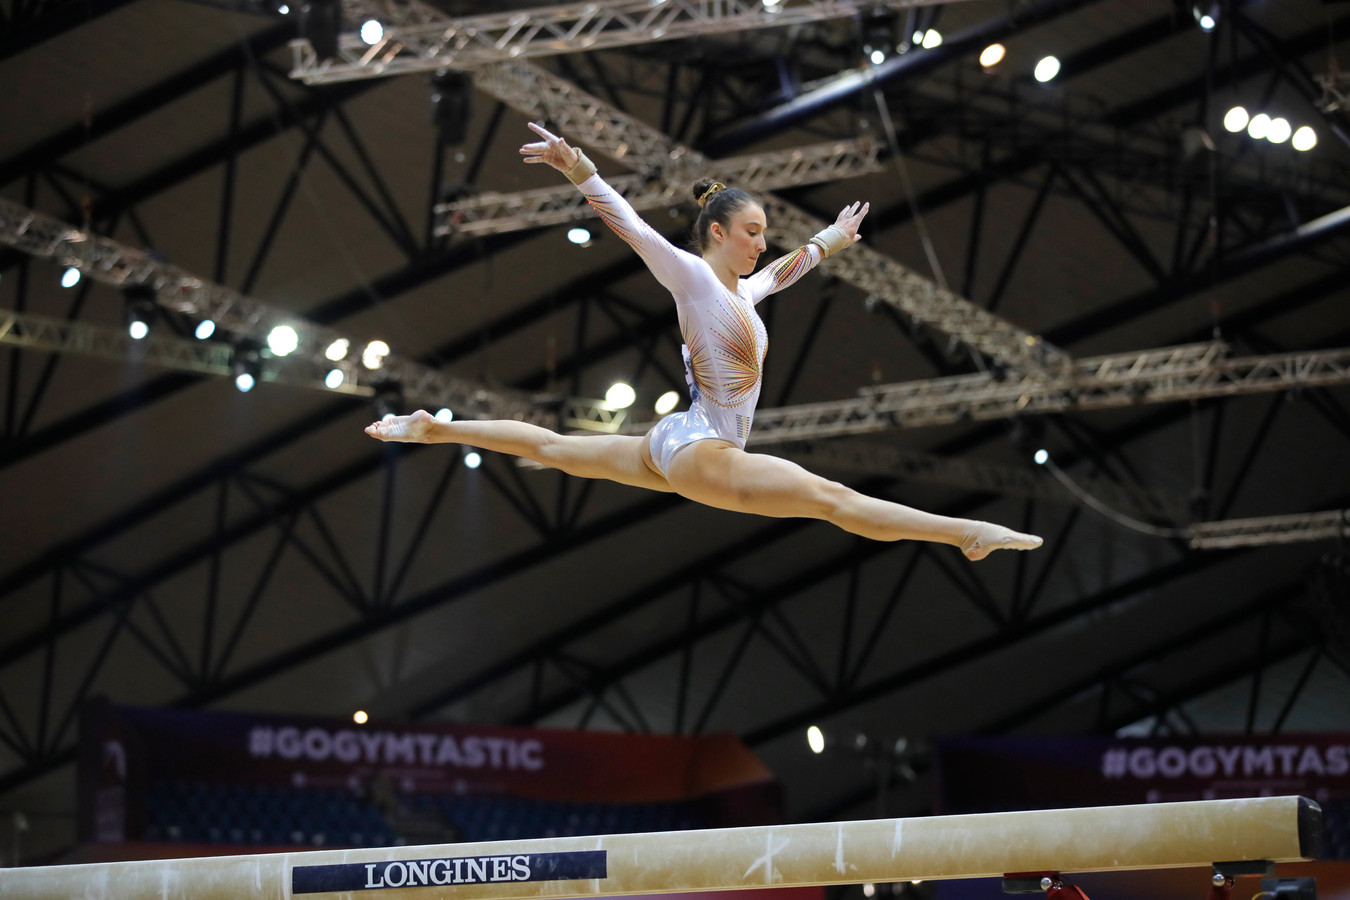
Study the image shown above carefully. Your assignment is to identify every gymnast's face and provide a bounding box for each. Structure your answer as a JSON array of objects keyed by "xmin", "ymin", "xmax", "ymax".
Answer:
[{"xmin": 710, "ymin": 203, "xmax": 768, "ymax": 277}]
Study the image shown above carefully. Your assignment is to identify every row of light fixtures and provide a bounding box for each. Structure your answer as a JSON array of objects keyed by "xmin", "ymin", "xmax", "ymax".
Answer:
[{"xmin": 1222, "ymin": 106, "xmax": 1318, "ymax": 151}]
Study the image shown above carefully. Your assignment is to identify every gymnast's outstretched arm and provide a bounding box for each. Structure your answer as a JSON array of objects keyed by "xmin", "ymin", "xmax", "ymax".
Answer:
[{"xmin": 520, "ymin": 122, "xmax": 706, "ymax": 301}]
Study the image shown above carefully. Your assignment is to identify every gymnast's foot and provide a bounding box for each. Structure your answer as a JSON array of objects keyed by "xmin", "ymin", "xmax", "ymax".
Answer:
[
  {"xmin": 365, "ymin": 409, "xmax": 437, "ymax": 443},
  {"xmin": 959, "ymin": 522, "xmax": 1043, "ymax": 561}
]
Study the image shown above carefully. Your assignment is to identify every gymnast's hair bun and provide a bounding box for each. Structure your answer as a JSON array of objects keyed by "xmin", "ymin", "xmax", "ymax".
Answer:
[{"xmin": 691, "ymin": 178, "xmax": 718, "ymax": 204}]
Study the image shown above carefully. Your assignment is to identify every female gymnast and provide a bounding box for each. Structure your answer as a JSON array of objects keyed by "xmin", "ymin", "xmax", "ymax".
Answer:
[{"xmin": 366, "ymin": 123, "xmax": 1042, "ymax": 561}]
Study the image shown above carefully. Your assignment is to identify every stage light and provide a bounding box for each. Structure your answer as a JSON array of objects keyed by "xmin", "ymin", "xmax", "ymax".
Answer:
[
  {"xmin": 1198, "ymin": 13, "xmax": 1215, "ymax": 31},
  {"xmin": 123, "ymin": 285, "xmax": 156, "ymax": 340},
  {"xmin": 299, "ymin": 0, "xmax": 340, "ymax": 61},
  {"xmin": 430, "ymin": 70, "xmax": 473, "ymax": 147},
  {"xmin": 266, "ymin": 324, "xmax": 299, "ymax": 357},
  {"xmin": 1223, "ymin": 106, "xmax": 1249, "ymax": 132},
  {"xmin": 325, "ymin": 337, "xmax": 349, "ymax": 361},
  {"xmin": 762, "ymin": 0, "xmax": 781, "ymax": 7},
  {"xmin": 870, "ymin": 49, "xmax": 885, "ymax": 65},
  {"xmin": 232, "ymin": 343, "xmax": 262, "ymax": 393},
  {"xmin": 861, "ymin": 7, "xmax": 896, "ymax": 62},
  {"xmin": 1292, "ymin": 125, "xmax": 1317, "ymax": 151},
  {"xmin": 605, "ymin": 381, "xmax": 636, "ymax": 410},
  {"xmin": 921, "ymin": 28, "xmax": 942, "ymax": 49},
  {"xmin": 1247, "ymin": 112, "xmax": 1271, "ymax": 140},
  {"xmin": 435, "ymin": 408, "xmax": 454, "ymax": 422},
  {"xmin": 278, "ymin": 3, "xmax": 289, "ymax": 12},
  {"xmin": 567, "ymin": 226, "xmax": 593, "ymax": 246},
  {"xmin": 807, "ymin": 725, "xmax": 826, "ymax": 754},
  {"xmin": 353, "ymin": 710, "xmax": 368, "ymax": 725},
  {"xmin": 1034, "ymin": 448, "xmax": 1049, "ymax": 465},
  {"xmin": 195, "ymin": 319, "xmax": 216, "ymax": 340},
  {"xmin": 1034, "ymin": 56, "xmax": 1060, "ymax": 83},
  {"xmin": 359, "ymin": 19, "xmax": 383, "ymax": 44},
  {"xmin": 1266, "ymin": 116, "xmax": 1291, "ymax": 144},
  {"xmin": 863, "ymin": 886, "xmax": 876, "ymax": 898},
  {"xmin": 362, "ymin": 339, "xmax": 390, "ymax": 370},
  {"xmin": 655, "ymin": 390, "xmax": 679, "ymax": 415},
  {"xmin": 979, "ymin": 43, "xmax": 1006, "ymax": 67},
  {"xmin": 464, "ymin": 450, "xmax": 482, "ymax": 469},
  {"xmin": 60, "ymin": 266, "xmax": 81, "ymax": 288},
  {"xmin": 325, "ymin": 368, "xmax": 345, "ymax": 389}
]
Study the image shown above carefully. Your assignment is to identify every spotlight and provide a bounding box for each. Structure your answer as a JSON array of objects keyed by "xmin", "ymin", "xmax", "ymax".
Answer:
[
  {"xmin": 359, "ymin": 18, "xmax": 383, "ymax": 44},
  {"xmin": 463, "ymin": 450, "xmax": 483, "ymax": 469},
  {"xmin": 278, "ymin": 3, "xmax": 289, "ymax": 12},
  {"xmin": 362, "ymin": 339, "xmax": 390, "ymax": 370},
  {"xmin": 655, "ymin": 390, "xmax": 679, "ymax": 415},
  {"xmin": 1198, "ymin": 14, "xmax": 1215, "ymax": 32},
  {"xmin": 232, "ymin": 342, "xmax": 262, "ymax": 393},
  {"xmin": 430, "ymin": 70, "xmax": 473, "ymax": 147},
  {"xmin": 861, "ymin": 7, "xmax": 897, "ymax": 63},
  {"xmin": 325, "ymin": 338, "xmax": 350, "ymax": 361},
  {"xmin": 863, "ymin": 886, "xmax": 876, "ymax": 898},
  {"xmin": 123, "ymin": 285, "xmax": 156, "ymax": 340},
  {"xmin": 762, "ymin": 0, "xmax": 781, "ymax": 7},
  {"xmin": 353, "ymin": 710, "xmax": 368, "ymax": 725},
  {"xmin": 435, "ymin": 408, "xmax": 454, "ymax": 423},
  {"xmin": 1266, "ymin": 116, "xmax": 1291, "ymax": 144},
  {"xmin": 1223, "ymin": 105, "xmax": 1249, "ymax": 133},
  {"xmin": 567, "ymin": 226, "xmax": 594, "ymax": 247},
  {"xmin": 806, "ymin": 725, "xmax": 826, "ymax": 754},
  {"xmin": 1292, "ymin": 125, "xmax": 1318, "ymax": 152},
  {"xmin": 979, "ymin": 43, "xmax": 1006, "ymax": 68},
  {"xmin": 605, "ymin": 382, "xmax": 636, "ymax": 410},
  {"xmin": 1193, "ymin": 4, "xmax": 1218, "ymax": 32},
  {"xmin": 920, "ymin": 28, "xmax": 942, "ymax": 49},
  {"xmin": 1034, "ymin": 449, "xmax": 1049, "ymax": 465},
  {"xmin": 324, "ymin": 368, "xmax": 345, "ymax": 389},
  {"xmin": 195, "ymin": 319, "xmax": 217, "ymax": 340},
  {"xmin": 60, "ymin": 266, "xmax": 81, "ymax": 288},
  {"xmin": 266, "ymin": 324, "xmax": 299, "ymax": 357},
  {"xmin": 1034, "ymin": 56, "xmax": 1060, "ymax": 83},
  {"xmin": 1247, "ymin": 112, "xmax": 1271, "ymax": 140}
]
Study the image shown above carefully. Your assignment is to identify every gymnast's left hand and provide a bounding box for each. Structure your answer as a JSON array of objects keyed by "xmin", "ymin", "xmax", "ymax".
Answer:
[
  {"xmin": 519, "ymin": 122, "xmax": 581, "ymax": 174},
  {"xmin": 834, "ymin": 201, "xmax": 870, "ymax": 246}
]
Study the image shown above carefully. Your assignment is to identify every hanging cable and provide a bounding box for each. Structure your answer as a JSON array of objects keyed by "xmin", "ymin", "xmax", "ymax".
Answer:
[{"xmin": 1039, "ymin": 453, "xmax": 1192, "ymax": 539}]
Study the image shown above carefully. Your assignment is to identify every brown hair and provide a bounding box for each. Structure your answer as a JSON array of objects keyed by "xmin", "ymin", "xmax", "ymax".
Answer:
[{"xmin": 689, "ymin": 178, "xmax": 761, "ymax": 255}]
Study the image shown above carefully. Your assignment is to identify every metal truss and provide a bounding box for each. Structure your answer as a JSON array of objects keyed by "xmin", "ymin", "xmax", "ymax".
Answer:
[
  {"xmin": 435, "ymin": 138, "xmax": 882, "ymax": 236},
  {"xmin": 470, "ymin": 61, "xmax": 1069, "ymax": 374},
  {"xmin": 0, "ymin": 309, "xmax": 373, "ymax": 397},
  {"xmin": 747, "ymin": 342, "xmax": 1350, "ymax": 440},
  {"xmin": 291, "ymin": 0, "xmax": 959, "ymax": 85},
  {"xmin": 778, "ymin": 440, "xmax": 1190, "ymax": 520},
  {"xmin": 0, "ymin": 198, "xmax": 545, "ymax": 423},
  {"xmin": 576, "ymin": 342, "xmax": 1350, "ymax": 440},
  {"xmin": 1189, "ymin": 510, "xmax": 1350, "ymax": 550}
]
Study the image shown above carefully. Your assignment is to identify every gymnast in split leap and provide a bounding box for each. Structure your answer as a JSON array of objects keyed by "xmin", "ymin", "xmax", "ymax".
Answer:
[{"xmin": 366, "ymin": 123, "xmax": 1042, "ymax": 560}]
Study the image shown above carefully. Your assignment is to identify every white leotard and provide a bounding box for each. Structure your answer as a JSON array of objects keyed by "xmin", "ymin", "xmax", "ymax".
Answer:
[{"xmin": 577, "ymin": 173, "xmax": 823, "ymax": 475}]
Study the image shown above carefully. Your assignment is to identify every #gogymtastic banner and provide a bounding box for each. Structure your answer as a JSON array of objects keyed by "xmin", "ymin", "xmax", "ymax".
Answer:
[
  {"xmin": 78, "ymin": 700, "xmax": 777, "ymax": 843},
  {"xmin": 935, "ymin": 734, "xmax": 1350, "ymax": 813}
]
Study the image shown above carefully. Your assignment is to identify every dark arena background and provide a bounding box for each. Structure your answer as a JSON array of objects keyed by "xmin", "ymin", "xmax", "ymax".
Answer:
[{"xmin": 2, "ymin": 0, "xmax": 1350, "ymax": 897}]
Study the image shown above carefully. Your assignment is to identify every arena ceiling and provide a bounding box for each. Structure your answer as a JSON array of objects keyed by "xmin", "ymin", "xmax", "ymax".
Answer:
[{"xmin": 2, "ymin": 0, "xmax": 1350, "ymax": 862}]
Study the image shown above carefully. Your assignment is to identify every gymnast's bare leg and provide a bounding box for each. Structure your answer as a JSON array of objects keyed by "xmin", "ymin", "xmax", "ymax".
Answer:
[{"xmin": 365, "ymin": 411, "xmax": 1041, "ymax": 560}]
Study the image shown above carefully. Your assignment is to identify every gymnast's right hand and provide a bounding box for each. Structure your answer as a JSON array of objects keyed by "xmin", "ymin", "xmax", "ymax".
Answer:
[
  {"xmin": 365, "ymin": 409, "xmax": 436, "ymax": 443},
  {"xmin": 519, "ymin": 122, "xmax": 580, "ymax": 173}
]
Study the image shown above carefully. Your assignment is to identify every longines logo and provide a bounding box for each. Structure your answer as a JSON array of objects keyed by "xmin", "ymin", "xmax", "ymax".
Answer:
[{"xmin": 292, "ymin": 850, "xmax": 607, "ymax": 894}]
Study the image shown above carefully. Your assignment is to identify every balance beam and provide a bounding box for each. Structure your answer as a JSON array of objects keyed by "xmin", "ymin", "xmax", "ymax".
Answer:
[{"xmin": 0, "ymin": 796, "xmax": 1320, "ymax": 900}]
